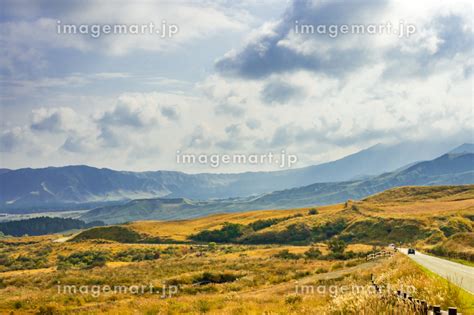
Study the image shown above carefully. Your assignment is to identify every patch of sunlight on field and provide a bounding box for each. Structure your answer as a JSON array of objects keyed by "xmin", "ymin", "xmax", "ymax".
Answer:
[
  {"xmin": 127, "ymin": 204, "xmax": 343, "ymax": 240},
  {"xmin": 366, "ymin": 199, "xmax": 474, "ymax": 218}
]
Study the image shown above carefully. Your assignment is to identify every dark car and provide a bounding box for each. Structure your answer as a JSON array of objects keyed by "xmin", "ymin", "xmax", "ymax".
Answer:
[{"xmin": 408, "ymin": 248, "xmax": 415, "ymax": 255}]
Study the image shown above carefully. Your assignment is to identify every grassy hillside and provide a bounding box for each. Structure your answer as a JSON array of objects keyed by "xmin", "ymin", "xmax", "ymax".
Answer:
[
  {"xmin": 363, "ymin": 185, "xmax": 474, "ymax": 203},
  {"xmin": 79, "ymin": 153, "xmax": 474, "ymax": 224},
  {"xmin": 73, "ymin": 185, "xmax": 474, "ymax": 247},
  {"xmin": 1, "ymin": 185, "xmax": 473, "ymax": 314},
  {"xmin": 427, "ymin": 232, "xmax": 474, "ymax": 262}
]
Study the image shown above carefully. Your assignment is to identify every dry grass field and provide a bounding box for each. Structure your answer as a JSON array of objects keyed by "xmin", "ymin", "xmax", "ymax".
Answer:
[{"xmin": 0, "ymin": 185, "xmax": 473, "ymax": 314}]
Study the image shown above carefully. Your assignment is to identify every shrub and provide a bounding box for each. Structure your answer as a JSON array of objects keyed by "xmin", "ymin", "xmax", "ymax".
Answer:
[
  {"xmin": 315, "ymin": 267, "xmax": 328, "ymax": 274},
  {"xmin": 248, "ymin": 214, "xmax": 303, "ymax": 231},
  {"xmin": 190, "ymin": 223, "xmax": 247, "ymax": 243},
  {"xmin": 195, "ymin": 300, "xmax": 211, "ymax": 313},
  {"xmin": 311, "ymin": 219, "xmax": 348, "ymax": 241},
  {"xmin": 192, "ymin": 272, "xmax": 239, "ymax": 285},
  {"xmin": 285, "ymin": 295, "xmax": 302, "ymax": 304},
  {"xmin": 114, "ymin": 248, "xmax": 160, "ymax": 262},
  {"xmin": 328, "ymin": 239, "xmax": 347, "ymax": 254},
  {"xmin": 308, "ymin": 208, "xmax": 318, "ymax": 215},
  {"xmin": 273, "ymin": 250, "xmax": 302, "ymax": 260},
  {"xmin": 57, "ymin": 250, "xmax": 109, "ymax": 270},
  {"xmin": 304, "ymin": 247, "xmax": 322, "ymax": 259}
]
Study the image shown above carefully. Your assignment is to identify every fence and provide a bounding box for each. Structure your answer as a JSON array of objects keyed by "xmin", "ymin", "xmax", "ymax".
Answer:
[
  {"xmin": 366, "ymin": 250, "xmax": 394, "ymax": 261},
  {"xmin": 366, "ymin": 252, "xmax": 460, "ymax": 314},
  {"xmin": 371, "ymin": 278, "xmax": 461, "ymax": 315}
]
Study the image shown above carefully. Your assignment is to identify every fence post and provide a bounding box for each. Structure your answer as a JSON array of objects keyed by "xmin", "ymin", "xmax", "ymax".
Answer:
[
  {"xmin": 448, "ymin": 307, "xmax": 457, "ymax": 315},
  {"xmin": 421, "ymin": 300, "xmax": 428, "ymax": 315},
  {"xmin": 433, "ymin": 305, "xmax": 441, "ymax": 315}
]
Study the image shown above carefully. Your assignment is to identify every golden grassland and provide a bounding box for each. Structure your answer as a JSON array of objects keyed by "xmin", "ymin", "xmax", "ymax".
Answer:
[
  {"xmin": 126, "ymin": 208, "xmax": 313, "ymax": 241},
  {"xmin": 0, "ymin": 185, "xmax": 473, "ymax": 314},
  {"xmin": 121, "ymin": 186, "xmax": 474, "ymax": 244},
  {"xmin": 1, "ymin": 247, "xmax": 472, "ymax": 314}
]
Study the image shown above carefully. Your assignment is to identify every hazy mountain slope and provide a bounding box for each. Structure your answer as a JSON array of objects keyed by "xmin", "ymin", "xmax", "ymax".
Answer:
[
  {"xmin": 0, "ymin": 142, "xmax": 460, "ymax": 212},
  {"xmin": 449, "ymin": 143, "xmax": 474, "ymax": 154},
  {"xmin": 0, "ymin": 169, "xmax": 10, "ymax": 175},
  {"xmin": 80, "ymin": 153, "xmax": 474, "ymax": 224}
]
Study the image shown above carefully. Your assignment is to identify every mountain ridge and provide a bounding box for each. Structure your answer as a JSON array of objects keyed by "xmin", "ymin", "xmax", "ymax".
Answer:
[
  {"xmin": 80, "ymin": 152, "xmax": 474, "ymax": 224},
  {"xmin": 1, "ymin": 142, "xmax": 465, "ymax": 212}
]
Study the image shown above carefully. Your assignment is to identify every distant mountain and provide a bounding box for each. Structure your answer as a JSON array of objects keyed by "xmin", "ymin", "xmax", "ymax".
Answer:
[
  {"xmin": 80, "ymin": 153, "xmax": 474, "ymax": 224},
  {"xmin": 449, "ymin": 143, "xmax": 474, "ymax": 154},
  {"xmin": 0, "ymin": 169, "xmax": 10, "ymax": 175},
  {"xmin": 0, "ymin": 142, "xmax": 463, "ymax": 212}
]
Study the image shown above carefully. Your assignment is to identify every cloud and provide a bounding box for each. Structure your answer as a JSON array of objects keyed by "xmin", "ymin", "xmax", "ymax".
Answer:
[
  {"xmin": 383, "ymin": 14, "xmax": 473, "ymax": 79},
  {"xmin": 30, "ymin": 107, "xmax": 79, "ymax": 132},
  {"xmin": 0, "ymin": 128, "xmax": 25, "ymax": 152},
  {"xmin": 1, "ymin": 0, "xmax": 472, "ymax": 172},
  {"xmin": 98, "ymin": 97, "xmax": 159, "ymax": 128},
  {"xmin": 161, "ymin": 106, "xmax": 179, "ymax": 121},
  {"xmin": 186, "ymin": 126, "xmax": 213, "ymax": 149},
  {"xmin": 215, "ymin": 0, "xmax": 388, "ymax": 78},
  {"xmin": 260, "ymin": 80, "xmax": 303, "ymax": 105},
  {"xmin": 215, "ymin": 103, "xmax": 245, "ymax": 117},
  {"xmin": 216, "ymin": 0, "xmax": 472, "ymax": 82},
  {"xmin": 0, "ymin": 2, "xmax": 251, "ymax": 58},
  {"xmin": 61, "ymin": 134, "xmax": 96, "ymax": 153},
  {"xmin": 246, "ymin": 119, "xmax": 261, "ymax": 130}
]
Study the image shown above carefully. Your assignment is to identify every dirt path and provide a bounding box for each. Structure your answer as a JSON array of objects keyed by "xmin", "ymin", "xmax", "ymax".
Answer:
[{"xmin": 239, "ymin": 260, "xmax": 379, "ymax": 298}]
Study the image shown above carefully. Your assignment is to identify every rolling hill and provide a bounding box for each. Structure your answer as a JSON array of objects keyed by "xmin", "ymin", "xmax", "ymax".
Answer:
[
  {"xmin": 75, "ymin": 185, "xmax": 474, "ymax": 245},
  {"xmin": 80, "ymin": 153, "xmax": 474, "ymax": 224}
]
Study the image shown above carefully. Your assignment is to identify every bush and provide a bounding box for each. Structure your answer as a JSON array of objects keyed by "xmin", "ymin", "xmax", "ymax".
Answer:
[
  {"xmin": 0, "ymin": 246, "xmax": 51, "ymax": 271},
  {"xmin": 304, "ymin": 247, "xmax": 322, "ymax": 259},
  {"xmin": 273, "ymin": 250, "xmax": 302, "ymax": 260},
  {"xmin": 311, "ymin": 219, "xmax": 347, "ymax": 241},
  {"xmin": 57, "ymin": 250, "xmax": 109, "ymax": 270},
  {"xmin": 192, "ymin": 272, "xmax": 239, "ymax": 285},
  {"xmin": 285, "ymin": 295, "xmax": 302, "ymax": 304},
  {"xmin": 190, "ymin": 223, "xmax": 247, "ymax": 243},
  {"xmin": 328, "ymin": 239, "xmax": 347, "ymax": 254},
  {"xmin": 248, "ymin": 214, "xmax": 303, "ymax": 231},
  {"xmin": 315, "ymin": 267, "xmax": 328, "ymax": 274},
  {"xmin": 308, "ymin": 208, "xmax": 318, "ymax": 215},
  {"xmin": 114, "ymin": 248, "xmax": 161, "ymax": 262}
]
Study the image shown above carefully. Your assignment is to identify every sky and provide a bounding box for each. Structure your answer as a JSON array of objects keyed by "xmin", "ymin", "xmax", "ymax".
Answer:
[{"xmin": 0, "ymin": 0, "xmax": 472, "ymax": 173}]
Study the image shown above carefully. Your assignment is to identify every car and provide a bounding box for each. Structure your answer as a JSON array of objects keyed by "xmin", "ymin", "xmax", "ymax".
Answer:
[{"xmin": 407, "ymin": 248, "xmax": 415, "ymax": 255}]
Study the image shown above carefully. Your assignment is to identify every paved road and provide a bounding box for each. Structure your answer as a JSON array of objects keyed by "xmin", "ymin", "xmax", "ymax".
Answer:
[{"xmin": 400, "ymin": 248, "xmax": 474, "ymax": 294}]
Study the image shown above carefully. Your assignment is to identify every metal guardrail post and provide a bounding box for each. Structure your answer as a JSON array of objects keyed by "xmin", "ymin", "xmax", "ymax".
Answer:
[
  {"xmin": 448, "ymin": 307, "xmax": 457, "ymax": 315},
  {"xmin": 421, "ymin": 300, "xmax": 428, "ymax": 315},
  {"xmin": 433, "ymin": 305, "xmax": 441, "ymax": 315}
]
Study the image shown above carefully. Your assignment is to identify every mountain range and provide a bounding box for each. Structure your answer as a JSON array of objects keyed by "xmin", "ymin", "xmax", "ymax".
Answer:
[
  {"xmin": 80, "ymin": 151, "xmax": 474, "ymax": 224},
  {"xmin": 0, "ymin": 142, "xmax": 465, "ymax": 212}
]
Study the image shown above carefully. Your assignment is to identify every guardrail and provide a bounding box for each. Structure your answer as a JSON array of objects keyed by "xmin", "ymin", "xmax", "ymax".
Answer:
[
  {"xmin": 366, "ymin": 250, "xmax": 394, "ymax": 261},
  {"xmin": 371, "ymin": 278, "xmax": 461, "ymax": 315}
]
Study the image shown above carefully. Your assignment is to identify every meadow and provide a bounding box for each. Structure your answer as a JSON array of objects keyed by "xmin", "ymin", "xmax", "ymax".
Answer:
[{"xmin": 0, "ymin": 186, "xmax": 473, "ymax": 314}]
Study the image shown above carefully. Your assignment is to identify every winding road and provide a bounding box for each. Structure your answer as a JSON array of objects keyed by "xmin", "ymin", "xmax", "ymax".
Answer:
[{"xmin": 400, "ymin": 248, "xmax": 474, "ymax": 294}]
